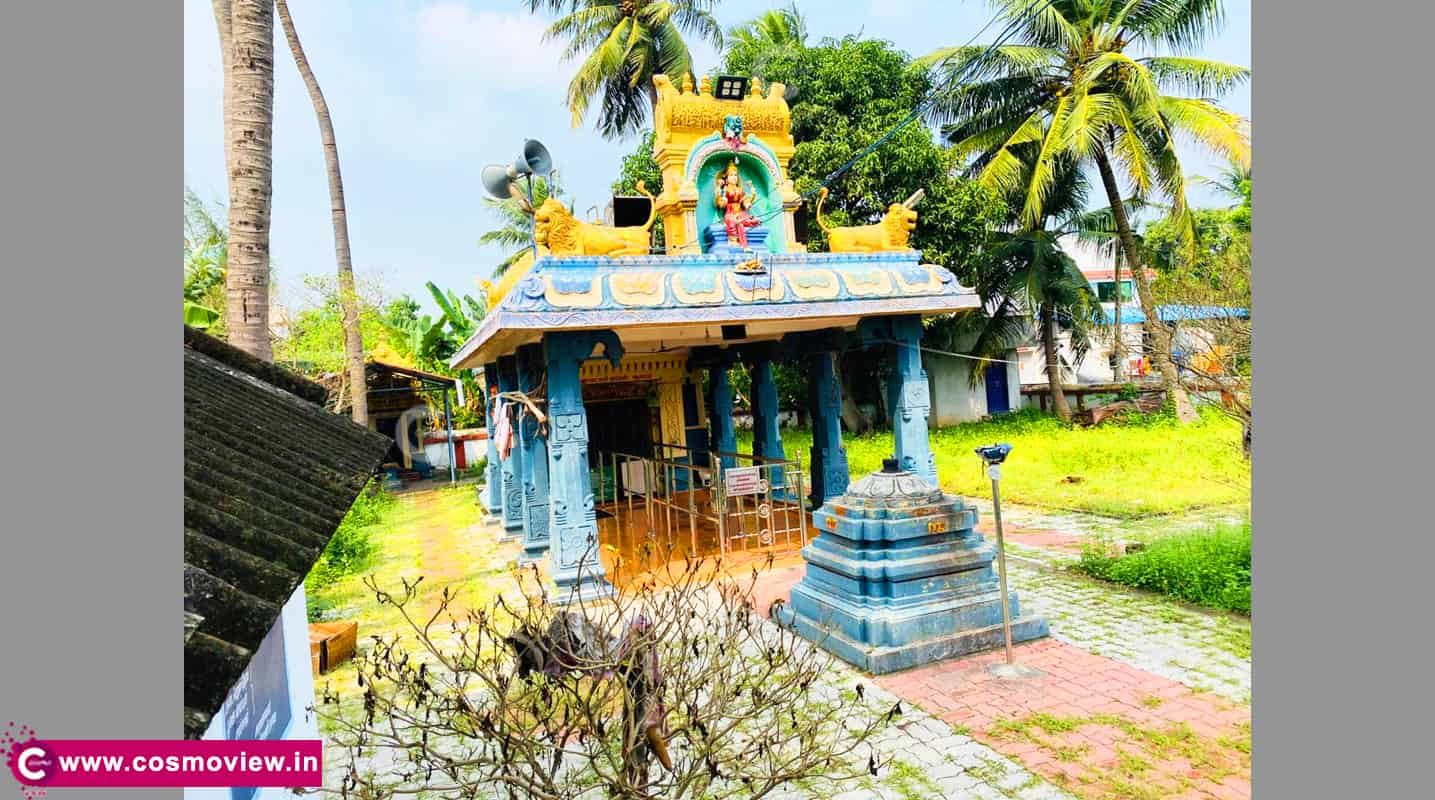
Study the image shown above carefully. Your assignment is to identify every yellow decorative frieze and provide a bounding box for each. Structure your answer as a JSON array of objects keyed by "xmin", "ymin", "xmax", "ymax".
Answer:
[
  {"xmin": 580, "ymin": 354, "xmax": 687, "ymax": 385},
  {"xmin": 610, "ymin": 271, "xmax": 667, "ymax": 306}
]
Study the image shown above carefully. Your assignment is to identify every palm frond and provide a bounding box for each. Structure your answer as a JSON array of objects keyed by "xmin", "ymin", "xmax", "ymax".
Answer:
[
  {"xmin": 1157, "ymin": 96, "xmax": 1251, "ymax": 169},
  {"xmin": 1141, "ymin": 56, "xmax": 1249, "ymax": 96}
]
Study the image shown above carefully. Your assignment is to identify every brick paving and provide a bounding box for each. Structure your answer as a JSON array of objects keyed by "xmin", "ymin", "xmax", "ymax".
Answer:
[
  {"xmin": 747, "ymin": 530, "xmax": 1252, "ymax": 800},
  {"xmin": 875, "ymin": 639, "xmax": 1250, "ymax": 800}
]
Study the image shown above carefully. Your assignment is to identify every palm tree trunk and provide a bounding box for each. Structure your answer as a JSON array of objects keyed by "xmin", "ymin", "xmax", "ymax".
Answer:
[
  {"xmin": 1092, "ymin": 147, "xmax": 1196, "ymax": 422},
  {"xmin": 1040, "ymin": 305, "xmax": 1071, "ymax": 421},
  {"xmin": 222, "ymin": 0, "xmax": 275, "ymax": 361},
  {"xmin": 276, "ymin": 0, "xmax": 368, "ymax": 425},
  {"xmin": 211, "ymin": 1, "xmax": 234, "ymax": 180}
]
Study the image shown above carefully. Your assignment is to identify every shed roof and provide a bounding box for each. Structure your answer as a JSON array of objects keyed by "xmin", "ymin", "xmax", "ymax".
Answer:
[
  {"xmin": 182, "ymin": 327, "xmax": 392, "ymax": 738},
  {"xmin": 1111, "ymin": 304, "xmax": 1250, "ymax": 325}
]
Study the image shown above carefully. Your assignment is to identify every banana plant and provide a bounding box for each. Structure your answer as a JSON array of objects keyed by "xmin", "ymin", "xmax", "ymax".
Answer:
[{"xmin": 426, "ymin": 281, "xmax": 486, "ymax": 341}]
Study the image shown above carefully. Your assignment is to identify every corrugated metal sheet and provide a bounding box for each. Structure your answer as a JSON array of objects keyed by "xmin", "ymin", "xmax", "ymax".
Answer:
[{"xmin": 1109, "ymin": 304, "xmax": 1249, "ymax": 325}]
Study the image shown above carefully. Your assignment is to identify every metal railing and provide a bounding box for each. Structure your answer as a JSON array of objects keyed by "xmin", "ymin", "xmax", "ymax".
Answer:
[{"xmin": 594, "ymin": 444, "xmax": 808, "ymax": 560}]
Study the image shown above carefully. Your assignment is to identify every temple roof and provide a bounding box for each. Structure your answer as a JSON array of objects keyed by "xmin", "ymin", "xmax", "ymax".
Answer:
[{"xmin": 451, "ymin": 251, "xmax": 979, "ymax": 369}]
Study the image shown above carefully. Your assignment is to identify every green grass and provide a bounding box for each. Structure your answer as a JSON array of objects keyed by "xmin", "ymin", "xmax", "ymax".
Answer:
[
  {"xmin": 1075, "ymin": 523, "xmax": 1251, "ymax": 615},
  {"xmin": 739, "ymin": 407, "xmax": 1248, "ymax": 517}
]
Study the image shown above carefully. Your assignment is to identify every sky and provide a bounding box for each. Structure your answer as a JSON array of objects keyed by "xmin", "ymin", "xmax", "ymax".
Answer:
[{"xmin": 184, "ymin": 0, "xmax": 1251, "ymax": 316}]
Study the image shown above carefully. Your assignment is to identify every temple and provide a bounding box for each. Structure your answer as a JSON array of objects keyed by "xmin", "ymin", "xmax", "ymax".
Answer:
[{"xmin": 452, "ymin": 71, "xmax": 1046, "ymax": 667}]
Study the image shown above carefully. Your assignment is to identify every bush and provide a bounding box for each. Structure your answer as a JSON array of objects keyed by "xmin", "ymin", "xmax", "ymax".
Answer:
[
  {"xmin": 305, "ymin": 480, "xmax": 396, "ymax": 617},
  {"xmin": 1076, "ymin": 523, "xmax": 1251, "ymax": 614}
]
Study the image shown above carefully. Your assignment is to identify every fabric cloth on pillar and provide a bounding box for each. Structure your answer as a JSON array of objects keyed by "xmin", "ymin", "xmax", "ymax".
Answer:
[
  {"xmin": 518, "ymin": 345, "xmax": 551, "ymax": 563},
  {"xmin": 492, "ymin": 398, "xmax": 513, "ymax": 459}
]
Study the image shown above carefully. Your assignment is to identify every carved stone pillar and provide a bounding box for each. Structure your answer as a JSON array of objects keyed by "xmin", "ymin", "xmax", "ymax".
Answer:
[
  {"xmin": 708, "ymin": 365, "xmax": 737, "ymax": 469},
  {"xmin": 749, "ymin": 357, "xmax": 785, "ymax": 492},
  {"xmin": 807, "ymin": 350, "xmax": 850, "ymax": 505},
  {"xmin": 544, "ymin": 330, "xmax": 623, "ymax": 603},
  {"xmin": 516, "ymin": 345, "xmax": 550, "ymax": 563},
  {"xmin": 887, "ymin": 316, "xmax": 937, "ymax": 487},
  {"xmin": 496, "ymin": 354, "xmax": 524, "ymax": 540}
]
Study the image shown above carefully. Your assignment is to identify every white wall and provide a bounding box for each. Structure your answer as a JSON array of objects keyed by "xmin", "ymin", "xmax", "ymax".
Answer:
[
  {"xmin": 421, "ymin": 437, "xmax": 483, "ymax": 470},
  {"xmin": 189, "ymin": 584, "xmax": 318, "ymax": 800},
  {"xmin": 925, "ymin": 352, "xmax": 1020, "ymax": 425},
  {"xmin": 1018, "ymin": 323, "xmax": 1146, "ymax": 387}
]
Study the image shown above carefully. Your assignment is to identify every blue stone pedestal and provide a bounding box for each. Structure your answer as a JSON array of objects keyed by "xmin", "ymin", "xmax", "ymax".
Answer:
[
  {"xmin": 702, "ymin": 222, "xmax": 768, "ymax": 256},
  {"xmin": 776, "ymin": 461, "xmax": 1048, "ymax": 675}
]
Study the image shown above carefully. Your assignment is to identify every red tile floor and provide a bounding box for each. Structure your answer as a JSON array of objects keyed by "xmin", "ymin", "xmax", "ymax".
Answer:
[{"xmin": 752, "ymin": 568, "xmax": 1251, "ymax": 800}]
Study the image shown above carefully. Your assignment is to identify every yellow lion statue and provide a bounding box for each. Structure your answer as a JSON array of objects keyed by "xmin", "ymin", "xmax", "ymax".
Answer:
[
  {"xmin": 535, "ymin": 181, "xmax": 657, "ymax": 257},
  {"xmin": 815, "ymin": 187, "xmax": 922, "ymax": 252}
]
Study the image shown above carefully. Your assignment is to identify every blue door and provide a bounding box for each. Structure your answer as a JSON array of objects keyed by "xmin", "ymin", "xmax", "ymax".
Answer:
[{"xmin": 984, "ymin": 364, "xmax": 1011, "ymax": 414}]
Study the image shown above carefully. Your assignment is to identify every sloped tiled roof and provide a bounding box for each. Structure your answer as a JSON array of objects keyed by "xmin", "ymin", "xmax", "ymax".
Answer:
[{"xmin": 182, "ymin": 327, "xmax": 391, "ymax": 738}]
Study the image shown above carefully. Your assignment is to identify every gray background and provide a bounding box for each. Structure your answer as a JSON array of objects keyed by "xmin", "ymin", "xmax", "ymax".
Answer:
[
  {"xmin": 1, "ymin": 1, "xmax": 1432, "ymax": 799},
  {"xmin": 0, "ymin": 1, "xmax": 181, "ymax": 798}
]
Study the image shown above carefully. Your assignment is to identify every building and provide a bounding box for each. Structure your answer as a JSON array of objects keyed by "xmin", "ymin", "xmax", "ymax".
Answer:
[
  {"xmin": 452, "ymin": 72, "xmax": 983, "ymax": 597},
  {"xmin": 183, "ymin": 327, "xmax": 391, "ymax": 799}
]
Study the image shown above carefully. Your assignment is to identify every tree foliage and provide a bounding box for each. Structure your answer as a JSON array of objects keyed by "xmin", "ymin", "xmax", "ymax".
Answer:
[
  {"xmin": 528, "ymin": 0, "xmax": 724, "ymax": 139},
  {"xmin": 183, "ymin": 187, "xmax": 228, "ymax": 333},
  {"xmin": 924, "ymin": 0, "xmax": 1251, "ymax": 424},
  {"xmin": 723, "ymin": 34, "xmax": 1003, "ymax": 279}
]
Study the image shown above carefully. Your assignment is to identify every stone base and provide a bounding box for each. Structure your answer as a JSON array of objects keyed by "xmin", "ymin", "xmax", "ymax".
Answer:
[
  {"xmin": 517, "ymin": 545, "xmax": 549, "ymax": 565},
  {"xmin": 551, "ymin": 575, "xmax": 615, "ymax": 607},
  {"xmin": 703, "ymin": 221, "xmax": 769, "ymax": 255},
  {"xmin": 777, "ymin": 603, "xmax": 1048, "ymax": 675}
]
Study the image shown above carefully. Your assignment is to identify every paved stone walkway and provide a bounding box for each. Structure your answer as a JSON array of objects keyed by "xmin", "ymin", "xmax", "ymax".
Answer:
[
  {"xmin": 748, "ymin": 514, "xmax": 1252, "ymax": 800},
  {"xmin": 877, "ymin": 639, "xmax": 1250, "ymax": 800},
  {"xmin": 1009, "ymin": 553, "xmax": 1251, "ymax": 705}
]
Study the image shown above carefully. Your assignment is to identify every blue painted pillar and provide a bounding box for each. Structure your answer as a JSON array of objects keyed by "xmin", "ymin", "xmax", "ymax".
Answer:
[
  {"xmin": 544, "ymin": 330, "xmax": 623, "ymax": 603},
  {"xmin": 708, "ymin": 365, "xmax": 737, "ymax": 469},
  {"xmin": 888, "ymin": 316, "xmax": 937, "ymax": 487},
  {"xmin": 750, "ymin": 358, "xmax": 785, "ymax": 491},
  {"xmin": 481, "ymin": 362, "xmax": 502, "ymax": 518},
  {"xmin": 808, "ymin": 350, "xmax": 850, "ymax": 505},
  {"xmin": 517, "ymin": 345, "xmax": 550, "ymax": 563},
  {"xmin": 496, "ymin": 355, "xmax": 524, "ymax": 540}
]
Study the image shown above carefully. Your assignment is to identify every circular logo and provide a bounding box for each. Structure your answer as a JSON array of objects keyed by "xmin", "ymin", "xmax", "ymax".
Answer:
[{"xmin": 11, "ymin": 741, "xmax": 57, "ymax": 786}]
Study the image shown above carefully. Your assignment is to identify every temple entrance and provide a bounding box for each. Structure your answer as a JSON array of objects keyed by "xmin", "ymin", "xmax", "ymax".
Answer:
[{"xmin": 591, "ymin": 447, "xmax": 816, "ymax": 587}]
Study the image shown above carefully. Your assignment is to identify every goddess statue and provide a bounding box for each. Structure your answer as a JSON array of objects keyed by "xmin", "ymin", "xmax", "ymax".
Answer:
[{"xmin": 713, "ymin": 160, "xmax": 762, "ymax": 249}]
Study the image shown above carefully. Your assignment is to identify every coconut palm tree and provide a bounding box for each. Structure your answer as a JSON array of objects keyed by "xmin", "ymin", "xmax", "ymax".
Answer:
[
  {"xmin": 478, "ymin": 175, "xmax": 564, "ymax": 277},
  {"xmin": 966, "ymin": 158, "xmax": 1105, "ymax": 421},
  {"xmin": 275, "ymin": 0, "xmax": 368, "ymax": 425},
  {"xmin": 526, "ymin": 0, "xmax": 723, "ymax": 139},
  {"xmin": 212, "ymin": 0, "xmax": 277, "ymax": 360},
  {"xmin": 925, "ymin": 0, "xmax": 1250, "ymax": 422},
  {"xmin": 725, "ymin": 2, "xmax": 806, "ymax": 79}
]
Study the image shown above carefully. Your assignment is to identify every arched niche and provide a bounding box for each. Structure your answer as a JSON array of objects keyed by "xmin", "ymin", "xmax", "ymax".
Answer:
[{"xmin": 689, "ymin": 135, "xmax": 788, "ymax": 254}]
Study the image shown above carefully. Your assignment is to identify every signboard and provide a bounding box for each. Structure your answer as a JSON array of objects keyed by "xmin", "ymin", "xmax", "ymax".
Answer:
[
  {"xmin": 220, "ymin": 618, "xmax": 291, "ymax": 800},
  {"xmin": 724, "ymin": 466, "xmax": 762, "ymax": 497}
]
